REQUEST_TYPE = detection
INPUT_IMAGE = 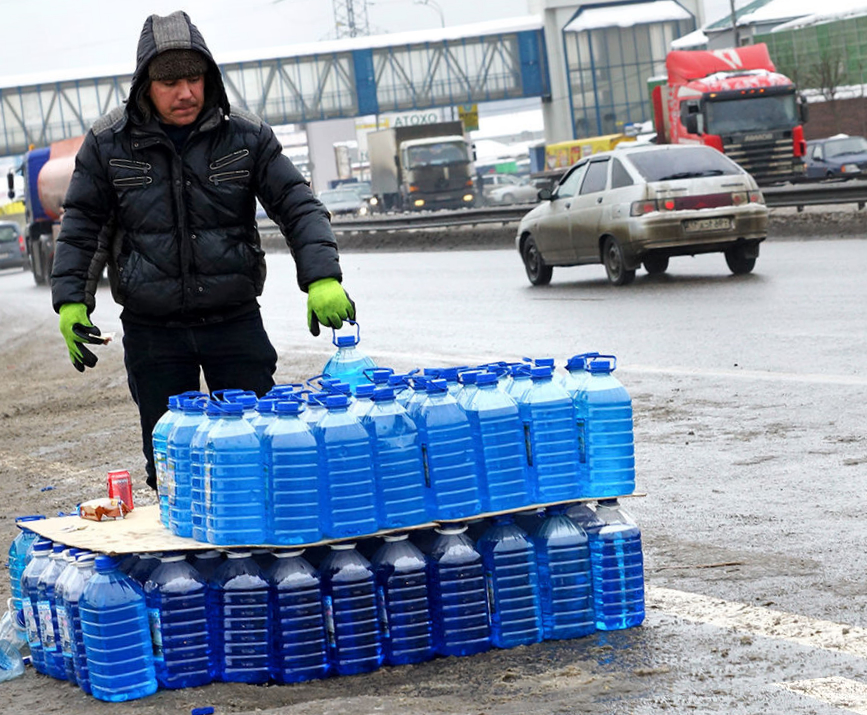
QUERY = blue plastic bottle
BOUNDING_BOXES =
[35,543,67,679]
[79,555,158,702]
[361,387,428,529]
[127,552,162,586]
[250,397,278,440]
[210,551,270,683]
[8,515,45,627]
[371,534,433,666]
[530,505,595,640]
[262,400,321,545]
[464,372,530,513]
[266,550,328,684]
[190,400,221,542]
[504,363,533,403]
[205,402,266,545]
[322,321,376,390]
[454,369,483,410]
[312,394,378,539]
[426,526,490,657]
[561,352,599,398]
[517,366,583,502]
[477,516,542,648]
[577,499,645,631]
[167,397,207,538]
[21,539,52,674]
[300,392,329,425]
[53,547,82,685]
[189,549,223,676]
[349,382,376,420]
[574,357,636,498]
[413,379,481,521]
[61,551,96,694]
[319,543,383,676]
[144,553,212,689]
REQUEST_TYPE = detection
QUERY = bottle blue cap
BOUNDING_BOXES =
[457,370,481,385]
[476,372,499,386]
[256,398,277,413]
[94,555,118,572]
[325,394,350,409]
[372,387,396,402]
[369,368,394,383]
[530,365,553,379]
[336,335,358,347]
[426,379,449,393]
[221,402,244,416]
[275,400,303,415]
[205,400,223,417]
[354,383,376,398]
[32,540,52,552]
[588,358,615,374]
[329,381,352,395]
[535,357,555,367]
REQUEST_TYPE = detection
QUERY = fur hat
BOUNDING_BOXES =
[148,49,208,82]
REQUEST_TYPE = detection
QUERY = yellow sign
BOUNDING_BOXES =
[458,104,479,132]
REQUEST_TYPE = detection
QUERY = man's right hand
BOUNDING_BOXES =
[58,303,103,372]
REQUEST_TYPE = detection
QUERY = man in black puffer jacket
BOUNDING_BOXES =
[50,11,356,491]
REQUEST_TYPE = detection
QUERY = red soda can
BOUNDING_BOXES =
[107,469,134,510]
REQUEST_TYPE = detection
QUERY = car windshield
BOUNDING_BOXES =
[626,147,741,182]
[825,137,867,157]
[319,190,359,204]
[407,141,468,168]
[0,225,18,243]
[704,93,799,134]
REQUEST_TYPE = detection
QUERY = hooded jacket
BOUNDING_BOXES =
[51,11,341,324]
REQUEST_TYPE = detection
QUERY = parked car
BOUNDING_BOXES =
[317,188,371,217]
[0,220,26,270]
[484,174,540,205]
[805,134,867,180]
[515,144,768,286]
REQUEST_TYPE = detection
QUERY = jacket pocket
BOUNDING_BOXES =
[113,176,153,188]
[209,170,250,185]
[209,149,250,170]
[109,158,151,173]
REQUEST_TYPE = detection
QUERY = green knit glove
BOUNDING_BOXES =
[306,278,356,337]
[58,303,102,372]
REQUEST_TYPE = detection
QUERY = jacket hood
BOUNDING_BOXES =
[128,11,230,124]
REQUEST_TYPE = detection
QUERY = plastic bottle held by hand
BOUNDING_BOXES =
[319,543,383,676]
[21,539,52,674]
[79,555,158,702]
[574,356,636,498]
[371,534,433,666]
[266,550,328,684]
[60,551,97,694]
[8,515,45,626]
[477,515,542,649]
[322,320,376,391]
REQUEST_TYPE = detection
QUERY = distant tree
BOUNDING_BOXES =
[808,45,847,101]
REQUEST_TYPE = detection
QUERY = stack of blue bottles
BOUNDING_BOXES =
[262,400,321,545]
[572,499,645,631]
[574,357,636,498]
[79,555,158,702]
[312,394,377,539]
[319,543,383,676]
[190,400,221,542]
[322,321,376,391]
[530,505,595,640]
[361,387,427,529]
[166,397,207,538]
[425,526,490,657]
[144,554,211,689]
[517,366,583,503]
[8,515,45,627]
[464,372,530,512]
[411,379,480,521]
[205,402,266,545]
[371,534,433,666]
[210,551,270,683]
[266,550,328,684]
[59,551,96,694]
[21,539,52,674]
[477,516,542,648]
[36,542,68,679]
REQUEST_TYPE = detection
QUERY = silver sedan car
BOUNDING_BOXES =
[516,144,768,286]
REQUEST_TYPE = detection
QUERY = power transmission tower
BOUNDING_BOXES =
[333,0,370,38]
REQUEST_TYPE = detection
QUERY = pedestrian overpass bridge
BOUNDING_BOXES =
[0,16,548,157]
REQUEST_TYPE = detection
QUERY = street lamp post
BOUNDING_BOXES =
[413,0,445,28]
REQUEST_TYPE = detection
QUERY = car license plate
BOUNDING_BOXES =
[683,217,732,232]
[0,252,10,259]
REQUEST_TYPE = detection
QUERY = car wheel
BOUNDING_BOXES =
[643,254,669,275]
[724,244,756,275]
[602,237,635,286]
[521,236,553,286]
[501,193,515,204]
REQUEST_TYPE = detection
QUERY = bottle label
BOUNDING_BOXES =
[204,465,212,508]
[166,460,176,504]
[420,444,431,488]
[576,418,586,463]
[375,585,390,639]
[148,608,164,660]
[37,600,55,649]
[523,422,534,466]
[57,605,72,656]
[22,601,37,646]
[155,454,168,496]
[323,595,335,648]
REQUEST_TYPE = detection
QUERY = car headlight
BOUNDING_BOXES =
[369,196,379,206]
[358,205,369,216]
[841,164,861,174]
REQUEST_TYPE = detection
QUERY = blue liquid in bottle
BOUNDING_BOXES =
[190,400,220,542]
[210,551,270,683]
[425,526,490,657]
[574,357,636,498]
[322,321,377,391]
[79,555,158,702]
[53,547,82,685]
[312,395,378,539]
[144,554,212,689]
[464,372,530,512]
[250,397,278,440]
[167,397,207,538]
[349,382,376,421]
[262,400,321,545]
[205,402,266,545]
[361,387,428,529]
[371,534,433,666]
[21,539,52,674]
[477,516,542,649]
[61,552,96,694]
[8,516,44,627]
[266,550,328,683]
[560,352,599,399]
[319,543,383,676]
[530,505,595,640]
[36,543,68,679]
[127,552,162,587]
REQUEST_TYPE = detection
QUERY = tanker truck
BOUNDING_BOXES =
[6,135,83,284]
[650,44,809,184]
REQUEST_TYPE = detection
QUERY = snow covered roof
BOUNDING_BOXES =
[563,0,692,32]
[740,0,867,26]
[670,28,709,49]
[771,2,867,31]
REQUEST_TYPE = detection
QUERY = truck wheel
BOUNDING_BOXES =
[32,245,47,285]
[643,254,669,275]
[603,237,635,286]
[724,244,756,275]
[521,236,553,286]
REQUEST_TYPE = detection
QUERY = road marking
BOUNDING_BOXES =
[777,677,867,714]
[648,587,867,659]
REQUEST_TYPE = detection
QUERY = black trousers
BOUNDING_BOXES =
[122,310,278,490]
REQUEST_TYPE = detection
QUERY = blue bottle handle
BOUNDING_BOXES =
[331,319,360,347]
